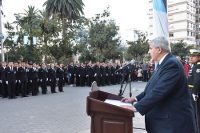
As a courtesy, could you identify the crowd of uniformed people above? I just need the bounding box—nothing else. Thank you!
[0,62,65,99]
[0,61,155,99]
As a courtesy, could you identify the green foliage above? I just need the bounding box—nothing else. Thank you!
[126,32,149,61]
[88,8,121,62]
[43,0,84,21]
[3,3,197,64]
[171,40,194,57]
[14,6,41,45]
[7,45,41,63]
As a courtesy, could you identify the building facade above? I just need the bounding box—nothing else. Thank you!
[148,0,198,45]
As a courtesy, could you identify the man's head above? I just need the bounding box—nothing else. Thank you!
[148,36,170,62]
[189,49,200,64]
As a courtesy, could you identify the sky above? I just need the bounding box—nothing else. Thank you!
[2,0,149,41]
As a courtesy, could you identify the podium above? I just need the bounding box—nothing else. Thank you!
[87,90,134,133]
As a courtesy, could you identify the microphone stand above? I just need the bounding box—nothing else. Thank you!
[118,72,132,97]
[118,65,133,97]
[118,73,124,96]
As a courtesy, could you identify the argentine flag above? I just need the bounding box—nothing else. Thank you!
[153,0,169,40]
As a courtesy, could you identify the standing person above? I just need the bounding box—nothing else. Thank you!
[48,63,57,93]
[188,49,200,133]
[56,64,65,92]
[38,64,48,94]
[121,36,195,133]
[5,62,16,99]
[28,63,39,96]
[17,62,28,97]
[142,62,149,81]
[0,62,7,97]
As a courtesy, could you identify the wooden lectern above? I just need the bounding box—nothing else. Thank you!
[87,90,134,133]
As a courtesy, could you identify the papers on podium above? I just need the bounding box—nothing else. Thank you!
[104,99,132,107]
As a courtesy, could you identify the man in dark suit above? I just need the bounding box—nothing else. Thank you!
[0,62,7,97]
[38,64,48,94]
[56,64,65,92]
[122,36,195,133]
[5,62,16,99]
[16,62,28,97]
[28,63,39,96]
[48,63,57,93]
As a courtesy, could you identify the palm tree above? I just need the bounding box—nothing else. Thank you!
[14,6,40,46]
[43,0,84,39]
[38,10,61,63]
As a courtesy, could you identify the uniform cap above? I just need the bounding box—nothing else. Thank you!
[189,49,200,56]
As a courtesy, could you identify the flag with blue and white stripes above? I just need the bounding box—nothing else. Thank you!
[153,0,169,40]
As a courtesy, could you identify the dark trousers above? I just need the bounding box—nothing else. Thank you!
[40,81,47,94]
[49,79,56,93]
[1,82,7,97]
[7,81,16,98]
[58,79,64,92]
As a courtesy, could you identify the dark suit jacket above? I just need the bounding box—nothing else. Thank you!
[134,54,195,133]
[5,67,16,82]
[0,66,6,82]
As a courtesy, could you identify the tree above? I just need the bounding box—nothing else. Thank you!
[12,6,41,62]
[38,10,61,63]
[14,6,40,46]
[88,8,121,62]
[171,40,193,57]
[43,0,85,62]
[126,32,149,61]
[43,0,84,39]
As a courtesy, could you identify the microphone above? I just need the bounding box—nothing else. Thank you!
[119,59,135,69]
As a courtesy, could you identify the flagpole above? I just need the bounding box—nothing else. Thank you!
[0,0,4,62]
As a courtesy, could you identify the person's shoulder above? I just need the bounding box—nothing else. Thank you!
[196,62,200,69]
[164,55,181,68]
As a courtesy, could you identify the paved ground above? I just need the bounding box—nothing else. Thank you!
[0,81,147,133]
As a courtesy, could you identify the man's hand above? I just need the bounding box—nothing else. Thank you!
[121,97,136,103]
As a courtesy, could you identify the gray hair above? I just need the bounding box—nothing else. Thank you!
[149,36,171,53]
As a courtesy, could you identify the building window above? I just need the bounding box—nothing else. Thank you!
[169,33,174,37]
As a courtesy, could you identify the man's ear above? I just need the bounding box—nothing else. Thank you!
[158,48,162,53]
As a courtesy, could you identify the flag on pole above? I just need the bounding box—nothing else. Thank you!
[153,0,169,40]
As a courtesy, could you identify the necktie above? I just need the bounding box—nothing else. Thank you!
[156,64,160,70]
[154,63,160,72]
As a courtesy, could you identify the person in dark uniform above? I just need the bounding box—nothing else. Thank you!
[28,63,39,96]
[85,63,94,86]
[56,64,65,92]
[188,49,200,133]
[67,63,75,85]
[79,63,86,86]
[100,63,106,86]
[48,63,57,93]
[38,63,48,94]
[14,62,20,96]
[93,62,101,86]
[75,64,81,86]
[0,62,7,98]
[5,62,16,99]
[17,62,28,97]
